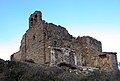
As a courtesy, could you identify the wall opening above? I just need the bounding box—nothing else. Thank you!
[69,51,75,65]
[34,14,37,22]
[99,54,107,58]
[30,18,33,26]
[33,35,36,40]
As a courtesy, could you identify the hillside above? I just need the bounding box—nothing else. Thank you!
[0,58,120,81]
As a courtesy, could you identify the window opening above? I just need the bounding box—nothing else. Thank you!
[30,18,33,25]
[34,14,37,22]
[33,35,36,40]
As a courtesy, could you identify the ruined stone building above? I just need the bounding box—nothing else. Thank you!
[11,11,118,71]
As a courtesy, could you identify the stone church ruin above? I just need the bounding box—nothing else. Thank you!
[11,11,118,71]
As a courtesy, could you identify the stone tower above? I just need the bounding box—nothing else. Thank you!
[29,11,42,28]
[11,11,118,71]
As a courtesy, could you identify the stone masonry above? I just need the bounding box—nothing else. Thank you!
[11,11,118,71]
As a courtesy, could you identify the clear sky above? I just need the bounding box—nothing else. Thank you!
[0,0,120,63]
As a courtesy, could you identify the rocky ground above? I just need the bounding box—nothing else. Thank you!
[0,58,120,81]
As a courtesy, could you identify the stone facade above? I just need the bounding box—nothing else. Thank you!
[11,11,118,71]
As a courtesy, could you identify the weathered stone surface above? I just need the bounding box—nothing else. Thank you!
[11,11,118,71]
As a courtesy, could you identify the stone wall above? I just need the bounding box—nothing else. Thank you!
[77,36,102,67]
[101,52,118,70]
[11,11,118,71]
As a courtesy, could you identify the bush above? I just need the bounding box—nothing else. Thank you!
[0,59,120,81]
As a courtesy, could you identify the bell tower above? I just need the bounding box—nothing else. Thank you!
[29,11,42,28]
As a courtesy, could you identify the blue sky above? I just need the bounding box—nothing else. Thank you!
[0,0,120,62]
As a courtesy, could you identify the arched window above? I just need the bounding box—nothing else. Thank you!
[30,18,33,25]
[34,14,37,22]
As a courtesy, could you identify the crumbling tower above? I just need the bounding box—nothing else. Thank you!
[29,11,42,28]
